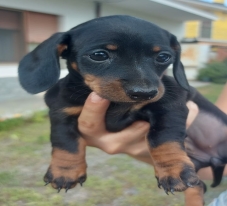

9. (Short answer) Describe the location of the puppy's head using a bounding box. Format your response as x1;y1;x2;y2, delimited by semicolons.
19;15;189;103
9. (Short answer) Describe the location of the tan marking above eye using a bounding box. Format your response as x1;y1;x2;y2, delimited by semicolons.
106;44;118;50
57;44;68;55
152;46;161;52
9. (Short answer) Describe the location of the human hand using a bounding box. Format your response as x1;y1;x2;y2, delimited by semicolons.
78;92;199;165
78;92;150;158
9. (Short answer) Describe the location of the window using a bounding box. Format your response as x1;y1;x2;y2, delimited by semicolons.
24;11;58;44
200;20;212;38
0;9;24;62
0;9;58;63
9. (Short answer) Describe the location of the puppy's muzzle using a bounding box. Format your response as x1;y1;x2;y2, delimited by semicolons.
127;89;158;101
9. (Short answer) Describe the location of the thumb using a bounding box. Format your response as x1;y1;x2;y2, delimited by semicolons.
78;92;110;136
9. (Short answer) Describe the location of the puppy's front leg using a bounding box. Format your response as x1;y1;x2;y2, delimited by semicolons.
44;107;87;192
147;106;199;194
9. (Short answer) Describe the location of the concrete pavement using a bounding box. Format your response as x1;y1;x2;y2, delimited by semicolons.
0;77;46;119
0;66;68;119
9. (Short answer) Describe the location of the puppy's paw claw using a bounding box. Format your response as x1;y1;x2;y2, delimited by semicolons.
44;166;87;191
156;164;199;194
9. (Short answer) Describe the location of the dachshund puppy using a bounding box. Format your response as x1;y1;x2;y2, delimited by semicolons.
18;15;227;205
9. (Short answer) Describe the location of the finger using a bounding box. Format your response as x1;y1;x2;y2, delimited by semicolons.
78;92;110;136
91;121;150;153
104;121;149;147
115;121;150;142
186;101;199;129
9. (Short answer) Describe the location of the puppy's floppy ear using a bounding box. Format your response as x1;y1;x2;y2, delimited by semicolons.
170;35;189;91
18;32;69;94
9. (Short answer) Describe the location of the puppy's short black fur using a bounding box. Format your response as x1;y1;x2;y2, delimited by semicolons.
18;15;227;204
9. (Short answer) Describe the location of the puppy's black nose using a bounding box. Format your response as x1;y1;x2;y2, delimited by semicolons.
127;89;158;101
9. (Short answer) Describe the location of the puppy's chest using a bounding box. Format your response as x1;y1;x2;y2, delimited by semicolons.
104;102;156;132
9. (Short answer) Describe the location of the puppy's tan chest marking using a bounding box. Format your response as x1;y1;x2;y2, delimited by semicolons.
63;106;83;116
131;102;150;111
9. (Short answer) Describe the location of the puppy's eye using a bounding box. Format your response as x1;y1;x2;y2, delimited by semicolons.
156;53;171;63
89;51;109;61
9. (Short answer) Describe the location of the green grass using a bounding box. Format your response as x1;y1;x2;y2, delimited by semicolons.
197;83;224;103
0;110;48;131
0;83;226;205
0;188;63;206
0;171;20;186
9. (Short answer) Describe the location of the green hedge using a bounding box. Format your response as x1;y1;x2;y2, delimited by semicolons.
197;61;227;84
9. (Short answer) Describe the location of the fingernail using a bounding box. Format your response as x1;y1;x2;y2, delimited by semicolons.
90;92;103;103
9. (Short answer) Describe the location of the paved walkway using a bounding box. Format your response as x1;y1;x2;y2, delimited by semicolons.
189;81;210;88
0;67;68;119
0;77;46;119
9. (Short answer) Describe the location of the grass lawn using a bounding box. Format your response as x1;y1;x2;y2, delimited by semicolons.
0;83;226;206
196;83;224;103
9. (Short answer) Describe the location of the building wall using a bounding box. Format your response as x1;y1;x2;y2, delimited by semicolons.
183;1;227;79
184;11;227;41
212;11;227;40
0;9;24;62
0;0;184;39
0;0;189;78
0;0;95;31
180;43;210;79
213;0;225;3
184;21;200;38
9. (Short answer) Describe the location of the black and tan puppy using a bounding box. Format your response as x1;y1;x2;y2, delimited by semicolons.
18;15;227;205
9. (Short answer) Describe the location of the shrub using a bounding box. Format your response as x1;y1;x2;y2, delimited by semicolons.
197;61;227;84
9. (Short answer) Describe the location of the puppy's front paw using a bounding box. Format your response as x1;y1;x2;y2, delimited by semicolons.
44;164;87;192
44;148;87;192
150;142;199;194
155;163;199;194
